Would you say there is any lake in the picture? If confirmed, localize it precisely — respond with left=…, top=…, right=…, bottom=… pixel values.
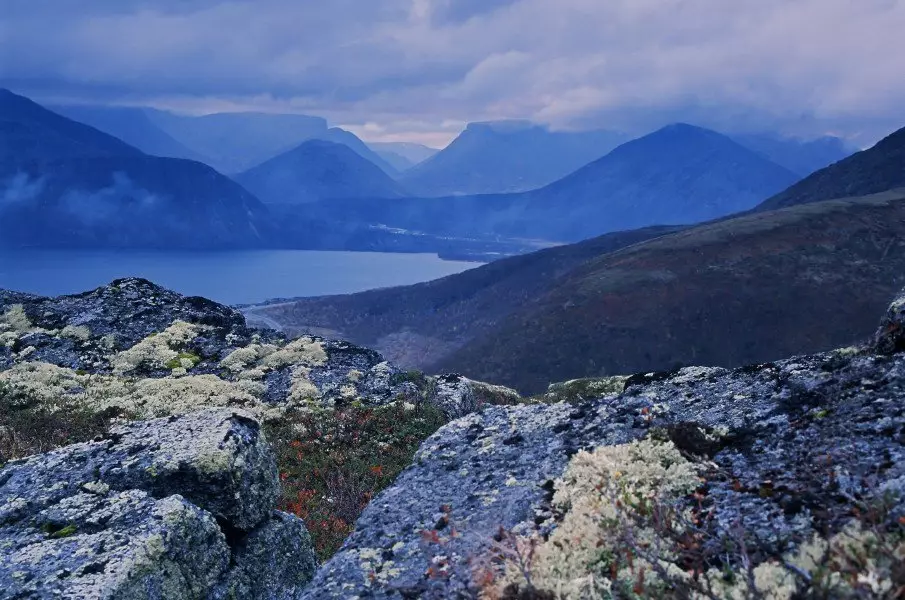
left=0, top=250, right=478, bottom=305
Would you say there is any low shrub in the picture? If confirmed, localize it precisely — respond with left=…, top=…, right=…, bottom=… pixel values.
left=0, top=381, right=128, bottom=463
left=266, top=400, right=448, bottom=561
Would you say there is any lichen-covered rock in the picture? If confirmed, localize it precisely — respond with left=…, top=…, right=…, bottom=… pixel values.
left=429, top=373, right=523, bottom=419
left=0, top=408, right=316, bottom=599
left=301, top=293, right=905, bottom=598
left=0, top=279, right=480, bottom=419
left=874, top=285, right=905, bottom=354
left=542, top=375, right=630, bottom=404
left=0, top=409, right=277, bottom=532
left=0, top=489, right=231, bottom=600
left=211, top=511, right=318, bottom=600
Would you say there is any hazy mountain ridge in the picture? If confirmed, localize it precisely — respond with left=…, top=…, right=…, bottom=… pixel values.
left=368, top=141, right=439, bottom=171
left=0, top=90, right=143, bottom=164
left=306, top=123, right=800, bottom=243
left=399, top=120, right=629, bottom=196
left=236, top=139, right=409, bottom=205
left=49, top=104, right=208, bottom=163
left=732, top=132, right=855, bottom=176
left=0, top=89, right=271, bottom=249
left=758, top=124, right=905, bottom=210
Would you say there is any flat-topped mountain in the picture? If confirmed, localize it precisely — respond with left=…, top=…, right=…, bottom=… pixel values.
left=236, top=139, right=409, bottom=205
left=399, top=120, right=628, bottom=196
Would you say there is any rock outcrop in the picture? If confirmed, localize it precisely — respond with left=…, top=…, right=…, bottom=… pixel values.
left=0, top=408, right=317, bottom=599
left=0, top=278, right=516, bottom=422
left=301, top=292, right=905, bottom=598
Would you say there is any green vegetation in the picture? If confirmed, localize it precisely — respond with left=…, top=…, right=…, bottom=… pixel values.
left=0, top=381, right=127, bottom=463
left=165, top=352, right=202, bottom=370
left=480, top=437, right=905, bottom=600
left=266, top=401, right=448, bottom=561
left=42, top=523, right=78, bottom=539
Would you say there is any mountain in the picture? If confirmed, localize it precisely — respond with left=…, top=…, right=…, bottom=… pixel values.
left=757, top=125, right=905, bottom=211
left=733, top=132, right=855, bottom=177
left=146, top=110, right=397, bottom=176
left=0, top=90, right=270, bottom=249
left=49, top=104, right=208, bottom=163
left=399, top=121, right=629, bottom=196
left=0, top=89, right=142, bottom=163
left=311, top=128, right=398, bottom=176
left=252, top=187, right=905, bottom=393
left=307, top=123, right=800, bottom=243
left=368, top=142, right=439, bottom=172
left=235, top=139, right=409, bottom=205
left=146, top=110, right=331, bottom=174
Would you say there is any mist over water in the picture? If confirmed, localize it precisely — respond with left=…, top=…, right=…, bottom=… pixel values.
left=0, top=249, right=477, bottom=305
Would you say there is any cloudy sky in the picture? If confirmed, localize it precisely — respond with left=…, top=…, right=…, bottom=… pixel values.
left=2, top=0, right=904, bottom=147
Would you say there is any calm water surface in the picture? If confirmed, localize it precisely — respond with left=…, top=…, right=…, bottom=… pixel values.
left=0, top=250, right=477, bottom=305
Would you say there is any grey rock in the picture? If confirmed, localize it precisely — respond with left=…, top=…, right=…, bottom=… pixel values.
left=0, top=489, right=231, bottom=600
left=0, top=408, right=278, bottom=532
left=301, top=301, right=905, bottom=598
left=429, top=373, right=522, bottom=419
left=874, top=286, right=905, bottom=354
left=211, top=511, right=318, bottom=600
left=0, top=408, right=316, bottom=599
left=0, top=278, right=451, bottom=414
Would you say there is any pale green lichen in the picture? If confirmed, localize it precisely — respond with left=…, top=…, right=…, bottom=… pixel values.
left=487, top=438, right=701, bottom=598
left=60, top=325, right=91, bottom=341
left=112, top=321, right=205, bottom=374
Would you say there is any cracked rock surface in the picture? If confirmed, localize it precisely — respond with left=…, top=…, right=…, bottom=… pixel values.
left=0, top=408, right=316, bottom=599
left=301, top=290, right=905, bottom=599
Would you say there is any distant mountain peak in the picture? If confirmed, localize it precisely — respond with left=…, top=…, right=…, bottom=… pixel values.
left=757, top=123, right=905, bottom=210
left=236, top=138, right=408, bottom=205
left=465, top=120, right=539, bottom=134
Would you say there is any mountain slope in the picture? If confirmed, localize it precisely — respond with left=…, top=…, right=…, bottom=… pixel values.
left=758, top=125, right=905, bottom=211
left=513, top=123, right=800, bottom=239
left=256, top=188, right=905, bottom=393
left=49, top=105, right=208, bottom=163
left=0, top=89, right=142, bottom=163
left=733, top=133, right=855, bottom=176
left=235, top=139, right=408, bottom=205
left=147, top=110, right=397, bottom=176
left=368, top=142, right=438, bottom=170
left=0, top=90, right=270, bottom=249
left=307, top=123, right=800, bottom=243
left=313, top=128, right=398, bottom=176
left=399, top=121, right=628, bottom=196
left=147, top=110, right=330, bottom=174
left=246, top=225, right=682, bottom=364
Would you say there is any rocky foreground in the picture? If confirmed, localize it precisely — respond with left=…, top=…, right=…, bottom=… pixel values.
left=2, top=278, right=904, bottom=598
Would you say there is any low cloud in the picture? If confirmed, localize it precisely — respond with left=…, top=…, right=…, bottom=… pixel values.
left=2, top=0, right=904, bottom=146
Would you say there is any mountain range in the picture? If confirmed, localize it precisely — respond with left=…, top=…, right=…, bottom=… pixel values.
left=250, top=125, right=905, bottom=392
left=0, top=89, right=269, bottom=249
left=306, top=123, right=802, bottom=243
left=398, top=121, right=629, bottom=196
